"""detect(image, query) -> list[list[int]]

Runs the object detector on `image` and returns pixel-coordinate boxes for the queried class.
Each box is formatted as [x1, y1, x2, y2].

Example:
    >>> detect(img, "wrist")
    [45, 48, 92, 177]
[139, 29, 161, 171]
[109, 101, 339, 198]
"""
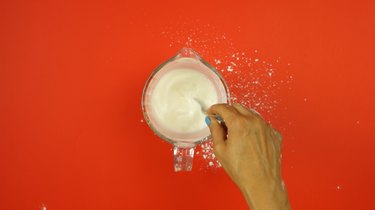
[240, 180, 290, 210]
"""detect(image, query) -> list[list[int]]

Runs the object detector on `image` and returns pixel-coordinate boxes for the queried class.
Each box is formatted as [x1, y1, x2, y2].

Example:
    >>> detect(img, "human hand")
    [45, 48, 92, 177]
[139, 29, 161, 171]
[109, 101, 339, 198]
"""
[206, 103, 291, 210]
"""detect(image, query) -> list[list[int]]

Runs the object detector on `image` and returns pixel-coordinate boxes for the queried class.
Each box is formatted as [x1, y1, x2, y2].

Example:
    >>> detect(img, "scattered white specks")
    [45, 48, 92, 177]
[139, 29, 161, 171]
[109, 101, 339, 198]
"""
[160, 20, 294, 170]
[199, 141, 221, 168]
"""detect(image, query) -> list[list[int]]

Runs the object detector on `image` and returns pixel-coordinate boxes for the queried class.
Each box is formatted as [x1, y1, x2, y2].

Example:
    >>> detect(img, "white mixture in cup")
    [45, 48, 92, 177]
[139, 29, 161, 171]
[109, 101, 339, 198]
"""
[151, 68, 218, 134]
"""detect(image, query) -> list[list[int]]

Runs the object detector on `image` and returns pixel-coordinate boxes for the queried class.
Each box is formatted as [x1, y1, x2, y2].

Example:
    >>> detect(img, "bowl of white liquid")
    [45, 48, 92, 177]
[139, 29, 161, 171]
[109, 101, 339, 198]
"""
[142, 48, 230, 172]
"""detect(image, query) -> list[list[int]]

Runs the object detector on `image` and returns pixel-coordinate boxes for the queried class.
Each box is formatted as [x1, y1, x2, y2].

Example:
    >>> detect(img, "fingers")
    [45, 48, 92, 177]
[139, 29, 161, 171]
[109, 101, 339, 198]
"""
[232, 103, 263, 119]
[206, 116, 226, 154]
[210, 103, 261, 120]
[208, 103, 239, 123]
[232, 103, 252, 116]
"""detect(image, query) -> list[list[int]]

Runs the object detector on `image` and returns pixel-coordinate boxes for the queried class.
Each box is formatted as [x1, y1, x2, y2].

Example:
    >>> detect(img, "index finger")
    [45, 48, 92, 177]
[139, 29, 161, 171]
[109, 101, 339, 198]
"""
[207, 103, 239, 123]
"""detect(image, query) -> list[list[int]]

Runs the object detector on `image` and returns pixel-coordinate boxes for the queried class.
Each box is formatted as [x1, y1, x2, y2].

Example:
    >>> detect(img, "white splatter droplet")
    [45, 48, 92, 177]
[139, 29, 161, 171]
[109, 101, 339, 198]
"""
[41, 203, 47, 210]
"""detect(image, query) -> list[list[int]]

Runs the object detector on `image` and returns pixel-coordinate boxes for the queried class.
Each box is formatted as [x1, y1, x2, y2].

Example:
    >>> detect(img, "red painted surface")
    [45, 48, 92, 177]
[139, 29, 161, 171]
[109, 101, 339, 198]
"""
[1, 0, 374, 209]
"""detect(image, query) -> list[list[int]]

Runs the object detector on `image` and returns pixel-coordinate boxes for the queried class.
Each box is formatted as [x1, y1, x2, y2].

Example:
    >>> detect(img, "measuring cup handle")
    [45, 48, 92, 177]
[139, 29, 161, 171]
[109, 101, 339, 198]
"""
[173, 143, 195, 172]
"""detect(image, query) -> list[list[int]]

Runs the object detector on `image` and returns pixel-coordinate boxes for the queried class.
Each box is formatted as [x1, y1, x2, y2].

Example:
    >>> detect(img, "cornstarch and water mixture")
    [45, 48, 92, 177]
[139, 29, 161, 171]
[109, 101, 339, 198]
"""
[150, 68, 218, 134]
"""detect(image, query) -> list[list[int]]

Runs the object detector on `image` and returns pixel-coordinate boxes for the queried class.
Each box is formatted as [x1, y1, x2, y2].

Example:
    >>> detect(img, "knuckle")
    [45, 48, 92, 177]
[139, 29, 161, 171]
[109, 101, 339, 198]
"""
[252, 116, 266, 128]
[250, 108, 261, 116]
[209, 103, 226, 111]
[233, 103, 244, 109]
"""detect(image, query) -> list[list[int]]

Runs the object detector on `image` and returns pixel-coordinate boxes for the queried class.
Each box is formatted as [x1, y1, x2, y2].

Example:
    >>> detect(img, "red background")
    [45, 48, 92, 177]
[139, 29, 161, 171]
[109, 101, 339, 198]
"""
[1, 0, 375, 209]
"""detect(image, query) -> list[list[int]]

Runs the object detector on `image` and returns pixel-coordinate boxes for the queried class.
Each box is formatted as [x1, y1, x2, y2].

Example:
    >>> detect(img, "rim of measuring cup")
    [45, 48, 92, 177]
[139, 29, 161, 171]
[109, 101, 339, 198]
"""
[141, 47, 231, 146]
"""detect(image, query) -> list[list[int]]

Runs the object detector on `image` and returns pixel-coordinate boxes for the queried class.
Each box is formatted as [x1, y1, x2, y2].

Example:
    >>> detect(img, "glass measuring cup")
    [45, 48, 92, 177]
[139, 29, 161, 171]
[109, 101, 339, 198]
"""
[141, 48, 230, 172]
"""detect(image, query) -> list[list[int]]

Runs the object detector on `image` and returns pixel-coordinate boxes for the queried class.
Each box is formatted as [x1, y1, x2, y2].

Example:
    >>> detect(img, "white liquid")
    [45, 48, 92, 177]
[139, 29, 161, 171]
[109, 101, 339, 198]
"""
[151, 68, 218, 134]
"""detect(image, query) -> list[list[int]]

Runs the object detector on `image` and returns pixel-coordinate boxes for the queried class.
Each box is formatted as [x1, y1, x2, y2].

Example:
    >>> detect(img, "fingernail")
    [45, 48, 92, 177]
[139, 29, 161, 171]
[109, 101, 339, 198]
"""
[205, 116, 211, 126]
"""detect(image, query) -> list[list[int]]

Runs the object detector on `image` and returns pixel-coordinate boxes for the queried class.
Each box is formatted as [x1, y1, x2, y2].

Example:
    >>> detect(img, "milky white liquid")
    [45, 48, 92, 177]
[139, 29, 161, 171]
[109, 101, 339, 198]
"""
[151, 68, 218, 134]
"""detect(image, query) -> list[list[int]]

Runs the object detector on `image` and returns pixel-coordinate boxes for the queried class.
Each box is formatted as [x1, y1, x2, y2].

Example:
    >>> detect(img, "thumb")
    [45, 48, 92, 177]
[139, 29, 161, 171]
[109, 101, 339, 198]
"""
[205, 116, 226, 154]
